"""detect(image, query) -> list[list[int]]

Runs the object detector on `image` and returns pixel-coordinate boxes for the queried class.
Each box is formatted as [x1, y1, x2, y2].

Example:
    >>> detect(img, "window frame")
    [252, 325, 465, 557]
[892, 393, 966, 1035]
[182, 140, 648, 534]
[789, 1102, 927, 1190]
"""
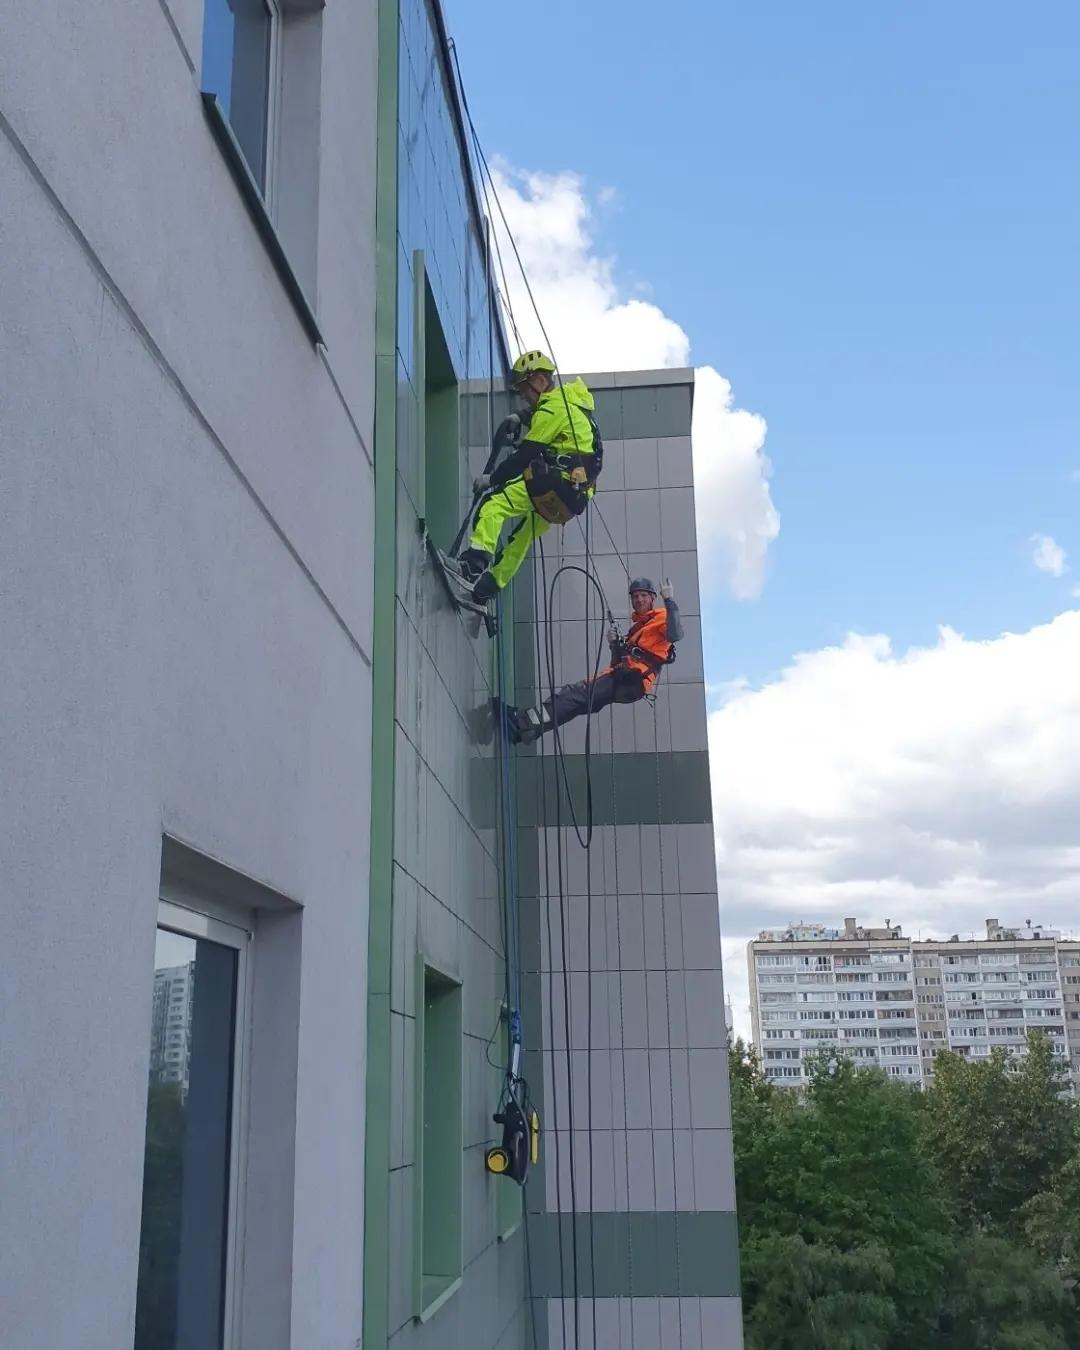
[260, 0, 284, 210]
[201, 0, 283, 202]
[413, 955, 464, 1322]
[155, 896, 253, 1350]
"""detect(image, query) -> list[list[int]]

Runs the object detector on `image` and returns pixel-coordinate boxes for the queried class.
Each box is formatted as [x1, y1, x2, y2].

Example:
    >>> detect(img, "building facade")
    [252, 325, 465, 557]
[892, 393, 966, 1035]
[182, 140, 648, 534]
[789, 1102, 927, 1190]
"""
[748, 918, 1080, 1094]
[362, 0, 525, 1343]
[510, 371, 744, 1348]
[4, 1, 742, 1348]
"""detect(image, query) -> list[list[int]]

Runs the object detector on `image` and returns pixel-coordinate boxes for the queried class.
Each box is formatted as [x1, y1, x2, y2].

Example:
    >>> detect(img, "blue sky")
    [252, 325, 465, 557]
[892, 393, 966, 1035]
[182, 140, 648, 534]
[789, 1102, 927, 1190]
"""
[448, 2, 1080, 1025]
[448, 0, 1080, 686]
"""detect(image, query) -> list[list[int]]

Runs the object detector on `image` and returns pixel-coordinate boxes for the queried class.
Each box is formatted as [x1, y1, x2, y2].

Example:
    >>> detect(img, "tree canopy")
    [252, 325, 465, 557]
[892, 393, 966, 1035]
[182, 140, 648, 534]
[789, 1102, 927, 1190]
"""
[731, 1034, 1080, 1348]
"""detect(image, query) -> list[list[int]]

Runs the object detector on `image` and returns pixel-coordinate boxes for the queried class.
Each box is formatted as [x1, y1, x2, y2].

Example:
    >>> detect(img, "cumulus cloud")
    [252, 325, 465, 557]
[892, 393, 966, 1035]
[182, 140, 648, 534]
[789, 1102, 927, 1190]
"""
[711, 612, 1080, 1039]
[691, 367, 778, 599]
[489, 164, 778, 598]
[1031, 533, 1067, 577]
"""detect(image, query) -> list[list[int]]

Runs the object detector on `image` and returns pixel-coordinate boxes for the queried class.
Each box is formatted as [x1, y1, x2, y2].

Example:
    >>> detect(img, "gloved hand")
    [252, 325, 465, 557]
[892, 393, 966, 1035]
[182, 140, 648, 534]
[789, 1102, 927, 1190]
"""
[661, 577, 675, 600]
[495, 413, 522, 445]
[607, 622, 621, 644]
[473, 473, 492, 494]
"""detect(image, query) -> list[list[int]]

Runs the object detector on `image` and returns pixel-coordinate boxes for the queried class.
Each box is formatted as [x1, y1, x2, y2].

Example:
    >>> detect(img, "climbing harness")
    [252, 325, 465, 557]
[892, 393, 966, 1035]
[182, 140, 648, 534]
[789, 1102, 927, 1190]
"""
[522, 399, 605, 523]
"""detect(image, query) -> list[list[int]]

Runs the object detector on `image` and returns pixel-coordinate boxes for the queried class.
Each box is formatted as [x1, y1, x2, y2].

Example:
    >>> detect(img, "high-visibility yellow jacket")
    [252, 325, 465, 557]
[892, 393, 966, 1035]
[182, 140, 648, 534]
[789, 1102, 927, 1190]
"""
[491, 378, 601, 488]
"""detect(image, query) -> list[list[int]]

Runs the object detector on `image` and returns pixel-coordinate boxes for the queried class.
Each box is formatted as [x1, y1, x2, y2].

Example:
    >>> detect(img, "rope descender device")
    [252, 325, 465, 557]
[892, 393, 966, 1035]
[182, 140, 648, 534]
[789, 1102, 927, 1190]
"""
[485, 1010, 541, 1184]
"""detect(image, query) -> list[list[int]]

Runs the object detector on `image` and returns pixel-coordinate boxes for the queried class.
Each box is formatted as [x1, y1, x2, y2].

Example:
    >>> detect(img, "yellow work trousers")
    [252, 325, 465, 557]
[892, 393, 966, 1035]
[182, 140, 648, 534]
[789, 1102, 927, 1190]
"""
[469, 477, 550, 590]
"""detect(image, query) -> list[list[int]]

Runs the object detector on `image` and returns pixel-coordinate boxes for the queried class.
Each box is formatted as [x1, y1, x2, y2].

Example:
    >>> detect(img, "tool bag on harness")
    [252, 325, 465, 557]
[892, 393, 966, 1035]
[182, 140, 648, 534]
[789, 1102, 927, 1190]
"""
[521, 403, 604, 525]
[522, 456, 591, 524]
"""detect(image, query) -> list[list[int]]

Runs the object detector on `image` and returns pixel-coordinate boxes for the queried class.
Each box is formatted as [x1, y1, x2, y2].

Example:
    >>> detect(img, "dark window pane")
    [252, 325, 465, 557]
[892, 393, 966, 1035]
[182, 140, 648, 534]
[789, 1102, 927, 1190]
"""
[202, 0, 273, 191]
[136, 928, 238, 1350]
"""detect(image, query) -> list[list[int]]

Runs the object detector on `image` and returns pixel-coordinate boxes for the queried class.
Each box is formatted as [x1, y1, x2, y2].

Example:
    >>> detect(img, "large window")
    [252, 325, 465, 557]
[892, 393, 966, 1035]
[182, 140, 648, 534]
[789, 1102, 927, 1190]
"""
[135, 901, 249, 1350]
[202, 0, 279, 197]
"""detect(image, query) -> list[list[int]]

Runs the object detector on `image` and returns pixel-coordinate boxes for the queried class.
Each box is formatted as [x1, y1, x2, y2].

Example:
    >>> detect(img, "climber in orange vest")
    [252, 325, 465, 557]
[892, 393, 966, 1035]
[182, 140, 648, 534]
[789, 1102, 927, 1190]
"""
[501, 577, 683, 743]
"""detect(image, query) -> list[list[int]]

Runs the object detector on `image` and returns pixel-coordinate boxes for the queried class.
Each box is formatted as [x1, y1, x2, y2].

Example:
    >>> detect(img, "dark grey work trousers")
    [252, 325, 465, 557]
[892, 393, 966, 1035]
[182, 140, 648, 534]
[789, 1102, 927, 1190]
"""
[546, 666, 646, 728]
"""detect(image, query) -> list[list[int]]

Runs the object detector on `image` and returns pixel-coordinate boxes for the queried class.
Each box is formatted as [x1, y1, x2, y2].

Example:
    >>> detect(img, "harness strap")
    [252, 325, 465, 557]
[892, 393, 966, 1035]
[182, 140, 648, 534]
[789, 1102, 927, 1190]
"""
[626, 643, 675, 674]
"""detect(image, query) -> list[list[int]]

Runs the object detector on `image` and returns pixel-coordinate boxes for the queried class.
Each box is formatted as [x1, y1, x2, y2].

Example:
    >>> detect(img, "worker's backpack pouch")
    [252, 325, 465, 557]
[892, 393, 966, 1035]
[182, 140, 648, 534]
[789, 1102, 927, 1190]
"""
[523, 458, 588, 524]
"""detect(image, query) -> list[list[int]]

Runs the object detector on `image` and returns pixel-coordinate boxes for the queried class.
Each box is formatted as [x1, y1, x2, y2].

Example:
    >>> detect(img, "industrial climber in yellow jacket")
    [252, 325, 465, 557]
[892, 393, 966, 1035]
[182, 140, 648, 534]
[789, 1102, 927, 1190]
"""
[446, 351, 602, 604]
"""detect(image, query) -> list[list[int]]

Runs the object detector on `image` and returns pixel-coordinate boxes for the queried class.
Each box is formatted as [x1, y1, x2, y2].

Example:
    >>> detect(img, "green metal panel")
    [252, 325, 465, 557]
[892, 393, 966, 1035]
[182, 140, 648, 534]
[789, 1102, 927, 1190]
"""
[363, 0, 401, 1346]
[515, 751, 714, 827]
[412, 250, 426, 524]
[526, 1210, 741, 1298]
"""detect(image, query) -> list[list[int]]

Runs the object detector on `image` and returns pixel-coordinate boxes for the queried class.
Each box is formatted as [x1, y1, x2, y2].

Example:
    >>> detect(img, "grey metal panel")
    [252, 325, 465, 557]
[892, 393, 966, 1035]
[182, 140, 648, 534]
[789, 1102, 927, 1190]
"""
[674, 823, 721, 892]
[659, 485, 697, 551]
[658, 550, 700, 614]
[667, 680, 708, 751]
[597, 438, 626, 490]
[689, 1049, 733, 1127]
[623, 437, 660, 489]
[691, 1130, 739, 1211]
[678, 894, 724, 971]
[701, 1296, 747, 1347]
[625, 490, 663, 553]
[657, 435, 695, 488]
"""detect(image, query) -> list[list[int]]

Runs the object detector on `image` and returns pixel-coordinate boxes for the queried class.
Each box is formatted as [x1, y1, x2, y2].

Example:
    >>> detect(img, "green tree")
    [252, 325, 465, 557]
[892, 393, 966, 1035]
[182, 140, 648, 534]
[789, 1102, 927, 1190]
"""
[134, 1081, 185, 1348]
[1021, 1132, 1080, 1346]
[728, 1035, 773, 1101]
[731, 1051, 951, 1347]
[922, 1034, 1074, 1233]
[933, 1232, 1071, 1350]
[742, 1234, 897, 1350]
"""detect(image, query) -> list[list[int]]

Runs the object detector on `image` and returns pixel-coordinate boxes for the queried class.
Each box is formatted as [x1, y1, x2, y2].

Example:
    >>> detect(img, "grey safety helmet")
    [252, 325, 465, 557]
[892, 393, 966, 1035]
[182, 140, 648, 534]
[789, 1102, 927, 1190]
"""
[628, 578, 657, 597]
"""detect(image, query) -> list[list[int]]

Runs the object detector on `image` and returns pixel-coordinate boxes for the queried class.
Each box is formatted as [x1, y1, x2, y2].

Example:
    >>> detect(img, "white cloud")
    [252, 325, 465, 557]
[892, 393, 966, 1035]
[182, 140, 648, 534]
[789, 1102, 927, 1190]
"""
[691, 367, 778, 600]
[711, 612, 1080, 1041]
[1031, 533, 1067, 577]
[489, 165, 778, 598]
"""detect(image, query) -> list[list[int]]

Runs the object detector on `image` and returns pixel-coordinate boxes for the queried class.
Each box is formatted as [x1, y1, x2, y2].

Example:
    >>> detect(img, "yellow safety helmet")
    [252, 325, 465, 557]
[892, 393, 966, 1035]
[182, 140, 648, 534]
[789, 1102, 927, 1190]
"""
[510, 350, 556, 385]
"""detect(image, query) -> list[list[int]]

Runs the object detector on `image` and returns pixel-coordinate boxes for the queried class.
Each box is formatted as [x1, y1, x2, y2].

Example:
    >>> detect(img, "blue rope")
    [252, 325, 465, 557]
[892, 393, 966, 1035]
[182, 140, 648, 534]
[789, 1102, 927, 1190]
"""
[495, 591, 522, 1068]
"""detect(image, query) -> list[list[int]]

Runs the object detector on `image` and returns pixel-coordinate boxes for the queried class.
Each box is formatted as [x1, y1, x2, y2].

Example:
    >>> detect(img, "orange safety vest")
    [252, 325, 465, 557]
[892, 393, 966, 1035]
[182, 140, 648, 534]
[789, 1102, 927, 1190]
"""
[603, 607, 674, 693]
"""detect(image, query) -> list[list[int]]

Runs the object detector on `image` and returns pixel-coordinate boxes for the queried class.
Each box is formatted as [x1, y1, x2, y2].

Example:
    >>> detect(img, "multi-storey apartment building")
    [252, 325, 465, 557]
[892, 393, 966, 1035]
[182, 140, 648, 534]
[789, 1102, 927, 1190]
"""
[747, 919, 922, 1087]
[147, 961, 195, 1094]
[915, 921, 1073, 1087]
[749, 918, 1080, 1093]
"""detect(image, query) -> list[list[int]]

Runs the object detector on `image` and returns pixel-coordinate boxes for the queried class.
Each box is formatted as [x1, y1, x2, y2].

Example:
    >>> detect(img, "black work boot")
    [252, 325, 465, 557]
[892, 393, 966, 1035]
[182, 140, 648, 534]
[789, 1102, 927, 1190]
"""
[472, 570, 499, 604]
[456, 548, 491, 581]
[492, 698, 522, 744]
[513, 707, 547, 745]
[442, 548, 491, 601]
